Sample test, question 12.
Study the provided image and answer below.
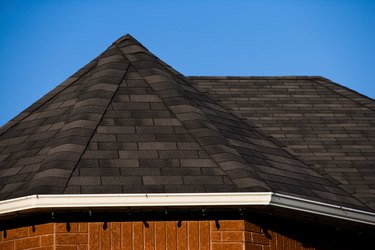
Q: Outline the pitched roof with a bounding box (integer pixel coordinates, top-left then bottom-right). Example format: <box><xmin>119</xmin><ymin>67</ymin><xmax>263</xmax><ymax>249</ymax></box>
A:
<box><xmin>191</xmin><ymin>76</ymin><xmax>375</xmax><ymax>211</ymax></box>
<box><xmin>0</xmin><ymin>34</ymin><xmax>373</xmax><ymax>215</ymax></box>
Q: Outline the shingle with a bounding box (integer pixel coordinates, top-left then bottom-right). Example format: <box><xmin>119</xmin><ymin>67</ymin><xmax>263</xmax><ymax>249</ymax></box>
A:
<box><xmin>159</xmin><ymin>151</ymin><xmax>198</xmax><ymax>159</ymax></box>
<box><xmin>136</xmin><ymin>126</ymin><xmax>174</xmax><ymax>134</ymax></box>
<box><xmin>98</xmin><ymin>142</ymin><xmax>137</xmax><ymax>150</ymax></box>
<box><xmin>132</xmin><ymin>110</ymin><xmax>171</xmax><ymax>118</ymax></box>
<box><xmin>129</xmin><ymin>95</ymin><xmax>162</xmax><ymax>102</ymax></box>
<box><xmin>79</xmin><ymin>167</ymin><xmax>120</xmax><ymax>176</ymax></box>
<box><xmin>155</xmin><ymin>134</ymin><xmax>194</xmax><ymax>142</ymax></box>
<box><xmin>104</xmin><ymin>110</ymin><xmax>132</xmax><ymax>118</ymax></box>
<box><xmin>61</xmin><ymin>120</ymin><xmax>97</xmax><ymax>131</ymax></box>
<box><xmin>99</xmin><ymin>159</ymin><xmax>139</xmax><ymax>168</ymax></box>
<box><xmin>112</xmin><ymin>103</ymin><xmax>150</xmax><ymax>110</ymax></box>
<box><xmin>150</xmin><ymin>103</ymin><xmax>168</xmax><ymax>110</ymax></box>
<box><xmin>0</xmin><ymin>182</ymin><xmax>23</xmax><ymax>194</ymax></box>
<box><xmin>139</xmin><ymin>159</ymin><xmax>179</xmax><ymax>168</ymax></box>
<box><xmin>122</xmin><ymin>185</ymin><xmax>163</xmax><ymax>193</ymax></box>
<box><xmin>97</xmin><ymin>126</ymin><xmax>135</xmax><ymax>134</ymax></box>
<box><xmin>15</xmin><ymin>155</ymin><xmax>45</xmax><ymax>166</ymax></box>
<box><xmin>161</xmin><ymin>168</ymin><xmax>201</xmax><ymax>176</ymax></box>
<box><xmin>101</xmin><ymin>176</ymin><xmax>142</xmax><ymax>185</ymax></box>
<box><xmin>120</xmin><ymin>167</ymin><xmax>161</xmax><ymax>176</ymax></box>
<box><xmin>82</xmin><ymin>150</ymin><xmax>118</xmax><ymax>159</ymax></box>
<box><xmin>81</xmin><ymin>185</ymin><xmax>122</xmax><ymax>194</ymax></box>
<box><xmin>76</xmin><ymin>159</ymin><xmax>99</xmax><ymax>168</ymax></box>
<box><xmin>177</xmin><ymin>142</ymin><xmax>202</xmax><ymax>150</ymax></box>
<box><xmin>143</xmin><ymin>176</ymin><xmax>183</xmax><ymax>185</ymax></box>
<box><xmin>164</xmin><ymin>185</ymin><xmax>205</xmax><ymax>193</ymax></box>
<box><xmin>183</xmin><ymin>176</ymin><xmax>224</xmax><ymax>185</ymax></box>
<box><xmin>119</xmin><ymin>150</ymin><xmax>158</xmax><ymax>159</ymax></box>
<box><xmin>1</xmin><ymin>34</ymin><xmax>373</xmax><ymax>214</ymax></box>
<box><xmin>68</xmin><ymin>176</ymin><xmax>101</xmax><ymax>185</ymax></box>
<box><xmin>201</xmin><ymin>168</ymin><xmax>226</xmax><ymax>175</ymax></box>
<box><xmin>19</xmin><ymin>164</ymin><xmax>40</xmax><ymax>174</ymax></box>
<box><xmin>48</xmin><ymin>144</ymin><xmax>86</xmax><ymax>154</ymax></box>
<box><xmin>0</xmin><ymin>136</ymin><xmax>29</xmax><ymax>147</ymax></box>
<box><xmin>42</xmin><ymin>150</ymin><xmax>81</xmax><ymax>164</ymax></box>
<box><xmin>180</xmin><ymin>159</ymin><xmax>217</xmax><ymax>168</ymax></box>
<box><xmin>0</xmin><ymin>167</ymin><xmax>22</xmax><ymax>177</ymax></box>
<box><xmin>117</xmin><ymin>134</ymin><xmax>155</xmax><ymax>142</ymax></box>
<box><xmin>91</xmin><ymin>134</ymin><xmax>117</xmax><ymax>142</ymax></box>
<box><xmin>33</xmin><ymin>168</ymin><xmax>71</xmax><ymax>180</ymax></box>
<box><xmin>153</xmin><ymin>118</ymin><xmax>181</xmax><ymax>126</ymax></box>
<box><xmin>138</xmin><ymin>142</ymin><xmax>177</xmax><ymax>150</ymax></box>
<box><xmin>114</xmin><ymin>118</ymin><xmax>153</xmax><ymax>126</ymax></box>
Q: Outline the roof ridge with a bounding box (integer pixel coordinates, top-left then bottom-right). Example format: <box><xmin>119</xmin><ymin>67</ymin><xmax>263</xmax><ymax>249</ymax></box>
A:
<box><xmin>312</xmin><ymin>77</ymin><xmax>375</xmax><ymax>112</ymax></box>
<box><xmin>0</xmin><ymin>60</ymin><xmax>98</xmax><ymax>137</ymax></box>
<box><xmin>114</xmin><ymin>35</ymin><xmax>272</xmax><ymax>191</ymax></box>
<box><xmin>3</xmin><ymin>45</ymin><xmax>131</xmax><ymax>199</ymax></box>
<box><xmin>109</xmin><ymin>35</ymin><xmax>374</xmax><ymax>208</ymax></box>
<box><xmin>61</xmin><ymin>51</ymin><xmax>132</xmax><ymax>194</ymax></box>
<box><xmin>187</xmin><ymin>76</ymin><xmax>325</xmax><ymax>80</ymax></box>
<box><xmin>111</xmin><ymin>35</ymin><xmax>369</xmax><ymax>205</ymax></box>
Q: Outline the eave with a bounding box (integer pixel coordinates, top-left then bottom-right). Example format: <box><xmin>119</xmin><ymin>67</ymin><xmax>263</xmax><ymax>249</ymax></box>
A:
<box><xmin>0</xmin><ymin>192</ymin><xmax>374</xmax><ymax>226</ymax></box>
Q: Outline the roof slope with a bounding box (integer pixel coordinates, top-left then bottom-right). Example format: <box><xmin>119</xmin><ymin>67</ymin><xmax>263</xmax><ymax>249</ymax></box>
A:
<box><xmin>191</xmin><ymin>76</ymin><xmax>375</xmax><ymax>211</ymax></box>
<box><xmin>0</xmin><ymin>34</ymin><xmax>370</xmax><ymax>212</ymax></box>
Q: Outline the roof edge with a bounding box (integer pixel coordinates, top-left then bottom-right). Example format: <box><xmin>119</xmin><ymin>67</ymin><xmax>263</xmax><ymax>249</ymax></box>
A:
<box><xmin>0</xmin><ymin>192</ymin><xmax>374</xmax><ymax>225</ymax></box>
<box><xmin>271</xmin><ymin>193</ymin><xmax>375</xmax><ymax>225</ymax></box>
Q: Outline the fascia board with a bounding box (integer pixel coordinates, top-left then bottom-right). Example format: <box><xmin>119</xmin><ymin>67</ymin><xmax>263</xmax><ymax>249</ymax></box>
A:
<box><xmin>0</xmin><ymin>192</ymin><xmax>272</xmax><ymax>214</ymax></box>
<box><xmin>0</xmin><ymin>192</ymin><xmax>374</xmax><ymax>225</ymax></box>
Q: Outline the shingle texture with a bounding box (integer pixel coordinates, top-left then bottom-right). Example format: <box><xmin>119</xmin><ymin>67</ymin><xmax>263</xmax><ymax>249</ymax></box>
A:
<box><xmin>190</xmin><ymin>76</ymin><xmax>375</xmax><ymax>211</ymax></box>
<box><xmin>0</xmin><ymin>34</ymin><xmax>374</xmax><ymax>213</ymax></box>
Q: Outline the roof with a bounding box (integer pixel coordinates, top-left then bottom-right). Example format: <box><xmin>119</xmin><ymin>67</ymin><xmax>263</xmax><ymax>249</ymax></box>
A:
<box><xmin>0</xmin><ymin>34</ymin><xmax>374</xmax><ymax>221</ymax></box>
<box><xmin>190</xmin><ymin>76</ymin><xmax>375</xmax><ymax>211</ymax></box>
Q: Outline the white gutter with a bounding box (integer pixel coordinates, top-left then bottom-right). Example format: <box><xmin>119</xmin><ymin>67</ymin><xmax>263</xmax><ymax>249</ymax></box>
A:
<box><xmin>0</xmin><ymin>192</ymin><xmax>374</xmax><ymax>225</ymax></box>
<box><xmin>270</xmin><ymin>193</ymin><xmax>375</xmax><ymax>226</ymax></box>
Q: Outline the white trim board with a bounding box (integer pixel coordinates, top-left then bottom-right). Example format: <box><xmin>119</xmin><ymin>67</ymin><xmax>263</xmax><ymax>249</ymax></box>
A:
<box><xmin>0</xmin><ymin>192</ymin><xmax>374</xmax><ymax>225</ymax></box>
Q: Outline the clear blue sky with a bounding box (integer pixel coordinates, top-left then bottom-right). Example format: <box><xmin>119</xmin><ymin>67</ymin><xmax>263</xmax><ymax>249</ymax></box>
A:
<box><xmin>1</xmin><ymin>0</ymin><xmax>375</xmax><ymax>126</ymax></box>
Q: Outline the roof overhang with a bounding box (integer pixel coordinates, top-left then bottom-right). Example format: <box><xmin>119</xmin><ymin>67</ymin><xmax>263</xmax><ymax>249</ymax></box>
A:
<box><xmin>0</xmin><ymin>192</ymin><xmax>374</xmax><ymax>225</ymax></box>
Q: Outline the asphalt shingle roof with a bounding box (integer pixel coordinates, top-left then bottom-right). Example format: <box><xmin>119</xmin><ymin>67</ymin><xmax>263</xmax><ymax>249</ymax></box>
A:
<box><xmin>0</xmin><ymin>34</ymin><xmax>373</xmax><ymax>213</ymax></box>
<box><xmin>191</xmin><ymin>76</ymin><xmax>375</xmax><ymax>211</ymax></box>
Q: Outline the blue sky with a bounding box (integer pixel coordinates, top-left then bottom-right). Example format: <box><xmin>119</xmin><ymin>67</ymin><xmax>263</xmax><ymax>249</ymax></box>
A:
<box><xmin>1</xmin><ymin>0</ymin><xmax>374</xmax><ymax>126</ymax></box>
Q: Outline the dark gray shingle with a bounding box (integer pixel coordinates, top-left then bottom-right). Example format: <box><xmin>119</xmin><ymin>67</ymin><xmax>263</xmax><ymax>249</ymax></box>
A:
<box><xmin>0</xmin><ymin>34</ymin><xmax>373</xmax><ymax>214</ymax></box>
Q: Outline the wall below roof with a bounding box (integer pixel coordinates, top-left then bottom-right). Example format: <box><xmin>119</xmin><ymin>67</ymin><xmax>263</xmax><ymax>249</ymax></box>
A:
<box><xmin>0</xmin><ymin>216</ymin><xmax>373</xmax><ymax>250</ymax></box>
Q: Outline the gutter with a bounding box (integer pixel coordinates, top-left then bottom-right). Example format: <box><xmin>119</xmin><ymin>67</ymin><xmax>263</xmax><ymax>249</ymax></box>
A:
<box><xmin>0</xmin><ymin>192</ymin><xmax>374</xmax><ymax>225</ymax></box>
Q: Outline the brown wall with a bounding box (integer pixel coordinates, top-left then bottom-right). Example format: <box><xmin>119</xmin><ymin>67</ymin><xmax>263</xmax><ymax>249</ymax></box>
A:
<box><xmin>0</xmin><ymin>218</ymin><xmax>371</xmax><ymax>250</ymax></box>
<box><xmin>0</xmin><ymin>219</ymin><xmax>315</xmax><ymax>250</ymax></box>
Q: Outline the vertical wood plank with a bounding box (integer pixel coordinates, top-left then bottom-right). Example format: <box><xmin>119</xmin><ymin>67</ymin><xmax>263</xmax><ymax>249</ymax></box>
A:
<box><xmin>155</xmin><ymin>221</ymin><xmax>166</xmax><ymax>250</ymax></box>
<box><xmin>111</xmin><ymin>222</ymin><xmax>122</xmax><ymax>250</ymax></box>
<box><xmin>133</xmin><ymin>222</ymin><xmax>144</xmax><ymax>250</ymax></box>
<box><xmin>199</xmin><ymin>221</ymin><xmax>210</xmax><ymax>250</ymax></box>
<box><xmin>100</xmin><ymin>222</ymin><xmax>111</xmax><ymax>250</ymax></box>
<box><xmin>166</xmin><ymin>221</ymin><xmax>177</xmax><ymax>250</ymax></box>
<box><xmin>144</xmin><ymin>221</ymin><xmax>155</xmax><ymax>250</ymax></box>
<box><xmin>88</xmin><ymin>223</ymin><xmax>99</xmax><ymax>249</ymax></box>
<box><xmin>177</xmin><ymin>221</ymin><xmax>187</xmax><ymax>250</ymax></box>
<box><xmin>122</xmin><ymin>222</ymin><xmax>133</xmax><ymax>250</ymax></box>
<box><xmin>188</xmin><ymin>221</ymin><xmax>199</xmax><ymax>249</ymax></box>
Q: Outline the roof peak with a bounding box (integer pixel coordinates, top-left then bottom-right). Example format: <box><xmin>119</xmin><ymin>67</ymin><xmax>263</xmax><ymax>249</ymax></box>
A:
<box><xmin>0</xmin><ymin>34</ymin><xmax>370</xmax><ymax>214</ymax></box>
<box><xmin>113</xmin><ymin>33</ymin><xmax>134</xmax><ymax>44</ymax></box>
